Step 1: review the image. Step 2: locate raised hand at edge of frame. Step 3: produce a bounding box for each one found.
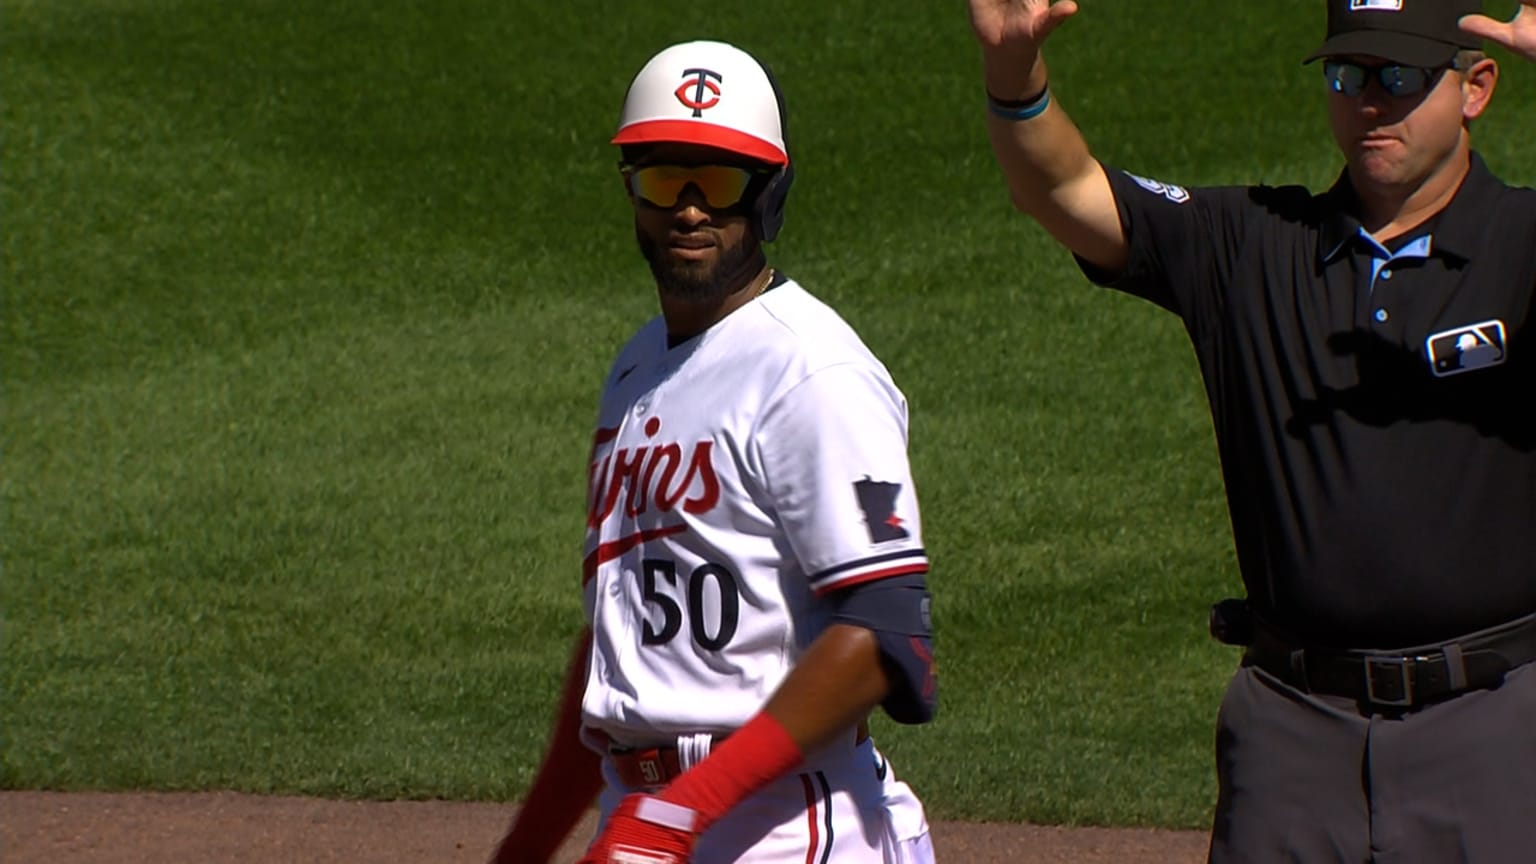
[967,0,1081,56]
[1460,0,1536,64]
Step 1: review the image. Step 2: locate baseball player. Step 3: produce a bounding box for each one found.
[489,40,938,864]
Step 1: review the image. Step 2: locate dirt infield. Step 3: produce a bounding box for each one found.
[1,790,1209,863]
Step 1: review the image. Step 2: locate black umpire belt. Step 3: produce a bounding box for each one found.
[1243,611,1536,710]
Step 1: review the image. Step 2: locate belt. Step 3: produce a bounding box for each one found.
[604,721,870,789]
[1244,611,1536,711]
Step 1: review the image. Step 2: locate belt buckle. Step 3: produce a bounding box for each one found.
[1364,655,1416,707]
[610,745,668,787]
[635,753,664,785]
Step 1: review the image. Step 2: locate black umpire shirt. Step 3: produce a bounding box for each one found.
[1082,152,1535,649]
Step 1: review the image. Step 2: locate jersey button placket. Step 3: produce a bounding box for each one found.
[1365,261,1399,333]
[1364,236,1432,336]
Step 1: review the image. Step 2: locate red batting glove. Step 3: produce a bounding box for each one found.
[578,793,700,864]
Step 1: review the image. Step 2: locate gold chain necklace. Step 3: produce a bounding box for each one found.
[748,268,774,300]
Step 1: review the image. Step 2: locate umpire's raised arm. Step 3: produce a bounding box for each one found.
[967,0,1127,273]
[966,1,1536,860]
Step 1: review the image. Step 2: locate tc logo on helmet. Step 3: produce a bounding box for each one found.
[674,68,722,116]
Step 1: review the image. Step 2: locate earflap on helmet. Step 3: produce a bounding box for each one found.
[750,58,792,244]
[752,160,793,243]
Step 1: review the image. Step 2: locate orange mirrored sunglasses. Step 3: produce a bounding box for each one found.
[623,164,762,209]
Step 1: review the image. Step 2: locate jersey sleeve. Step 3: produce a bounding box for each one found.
[754,362,928,596]
[1078,164,1254,320]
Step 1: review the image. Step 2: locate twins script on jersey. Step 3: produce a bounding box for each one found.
[579,277,929,744]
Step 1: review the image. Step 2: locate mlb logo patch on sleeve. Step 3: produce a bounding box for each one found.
[1425,319,1506,377]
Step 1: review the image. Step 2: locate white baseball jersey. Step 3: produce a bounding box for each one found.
[578,275,928,743]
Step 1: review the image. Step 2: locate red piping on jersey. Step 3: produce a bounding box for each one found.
[581,524,689,584]
[812,562,929,597]
[799,773,819,864]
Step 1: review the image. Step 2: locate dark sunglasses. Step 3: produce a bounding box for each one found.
[1323,60,1455,98]
[621,164,765,209]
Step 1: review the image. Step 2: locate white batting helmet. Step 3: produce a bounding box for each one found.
[613,40,794,241]
[613,40,788,164]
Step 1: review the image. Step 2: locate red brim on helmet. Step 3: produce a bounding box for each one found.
[611,120,788,166]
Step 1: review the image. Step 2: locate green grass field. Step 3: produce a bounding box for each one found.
[4,0,1532,830]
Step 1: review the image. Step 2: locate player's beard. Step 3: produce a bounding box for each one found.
[636,228,762,305]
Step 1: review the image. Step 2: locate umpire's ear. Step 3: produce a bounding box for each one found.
[1458,55,1498,124]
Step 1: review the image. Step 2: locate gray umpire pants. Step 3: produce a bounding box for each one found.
[1206,659,1536,864]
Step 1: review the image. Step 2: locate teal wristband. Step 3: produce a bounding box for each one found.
[986,86,1051,121]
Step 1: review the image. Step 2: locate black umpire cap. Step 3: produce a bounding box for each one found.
[1305,0,1484,67]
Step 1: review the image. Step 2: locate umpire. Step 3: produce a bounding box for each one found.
[965,0,1535,861]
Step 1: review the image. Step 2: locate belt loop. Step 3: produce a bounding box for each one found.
[1442,642,1468,691]
[677,732,713,773]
